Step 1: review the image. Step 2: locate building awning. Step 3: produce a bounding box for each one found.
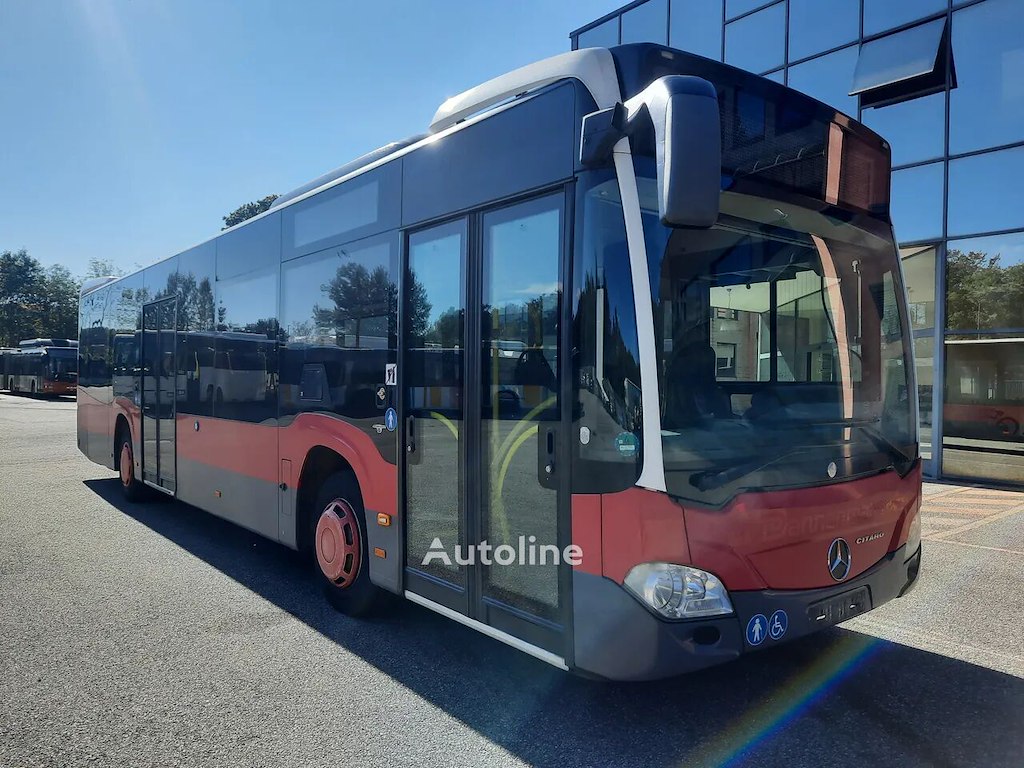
[850,19,952,108]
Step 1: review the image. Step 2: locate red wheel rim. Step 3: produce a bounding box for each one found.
[120,443,133,486]
[316,499,361,587]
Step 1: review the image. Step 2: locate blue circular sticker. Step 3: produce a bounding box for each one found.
[614,431,639,457]
[769,609,788,641]
[746,614,767,646]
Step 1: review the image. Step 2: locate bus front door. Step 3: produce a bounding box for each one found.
[402,192,570,661]
[141,298,177,493]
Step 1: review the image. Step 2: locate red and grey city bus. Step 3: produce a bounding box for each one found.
[2,339,78,396]
[77,44,922,680]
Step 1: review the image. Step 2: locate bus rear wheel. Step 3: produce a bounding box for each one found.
[311,472,381,616]
[117,433,147,502]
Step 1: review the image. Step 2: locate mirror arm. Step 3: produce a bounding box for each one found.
[580,103,627,167]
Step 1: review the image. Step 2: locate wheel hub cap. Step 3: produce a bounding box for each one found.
[120,444,132,486]
[316,499,361,587]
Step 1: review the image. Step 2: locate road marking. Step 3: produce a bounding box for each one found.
[923,538,1024,557]
[926,505,1024,541]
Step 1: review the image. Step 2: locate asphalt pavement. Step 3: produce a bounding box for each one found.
[1,393,1022,767]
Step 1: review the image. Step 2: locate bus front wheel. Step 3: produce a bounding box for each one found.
[311,472,381,616]
[117,432,147,502]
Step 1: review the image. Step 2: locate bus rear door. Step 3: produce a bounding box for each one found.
[141,298,177,493]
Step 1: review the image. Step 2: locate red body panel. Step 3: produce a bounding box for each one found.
[685,465,921,589]
[571,466,921,591]
[172,412,398,522]
[600,487,691,584]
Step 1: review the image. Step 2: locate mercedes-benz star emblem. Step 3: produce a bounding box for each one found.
[828,538,852,582]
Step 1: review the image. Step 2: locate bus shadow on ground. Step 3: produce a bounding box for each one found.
[86,478,1024,768]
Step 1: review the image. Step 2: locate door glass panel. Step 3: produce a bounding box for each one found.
[480,196,563,622]
[142,298,177,491]
[405,220,466,586]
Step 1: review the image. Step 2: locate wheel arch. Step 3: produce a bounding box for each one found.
[296,445,362,554]
[113,414,132,472]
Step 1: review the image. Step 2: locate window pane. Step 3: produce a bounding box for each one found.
[293,181,378,250]
[577,17,619,48]
[216,212,281,281]
[788,44,859,115]
[764,69,784,84]
[946,232,1024,333]
[943,339,1024,471]
[948,146,1024,238]
[902,245,937,333]
[726,0,772,20]
[861,91,945,166]
[789,0,859,62]
[851,19,946,96]
[622,0,667,44]
[864,0,945,36]
[481,195,563,620]
[891,162,944,243]
[670,0,722,60]
[725,2,785,73]
[950,0,1024,154]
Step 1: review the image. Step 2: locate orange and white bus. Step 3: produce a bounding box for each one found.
[2,339,78,396]
[78,44,922,680]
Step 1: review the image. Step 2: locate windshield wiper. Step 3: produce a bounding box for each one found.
[690,420,914,493]
[691,448,804,492]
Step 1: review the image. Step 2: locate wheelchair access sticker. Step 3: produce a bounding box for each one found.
[768,609,788,640]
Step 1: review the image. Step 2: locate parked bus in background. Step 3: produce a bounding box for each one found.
[77,44,922,680]
[2,339,78,396]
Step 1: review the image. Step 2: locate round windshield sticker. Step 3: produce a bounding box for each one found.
[614,432,639,457]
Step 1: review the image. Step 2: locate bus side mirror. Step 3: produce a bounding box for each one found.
[625,75,721,229]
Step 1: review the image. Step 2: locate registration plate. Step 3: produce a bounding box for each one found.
[807,587,871,627]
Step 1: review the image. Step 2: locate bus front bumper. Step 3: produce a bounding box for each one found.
[571,543,921,681]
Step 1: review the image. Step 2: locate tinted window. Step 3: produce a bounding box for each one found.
[216,211,281,281]
[725,2,785,73]
[891,162,944,243]
[577,17,619,48]
[861,91,945,166]
[950,0,1024,154]
[788,44,859,115]
[280,233,397,421]
[105,276,143,398]
[176,243,217,416]
[864,0,945,36]
[212,268,278,422]
[726,0,772,20]
[621,0,667,44]
[143,256,178,302]
[788,0,859,62]
[282,164,400,260]
[670,0,722,60]
[948,146,1024,238]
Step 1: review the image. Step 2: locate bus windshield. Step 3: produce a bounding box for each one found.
[48,350,77,381]
[640,183,916,504]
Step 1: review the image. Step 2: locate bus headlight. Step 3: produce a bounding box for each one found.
[624,563,734,619]
[904,510,921,561]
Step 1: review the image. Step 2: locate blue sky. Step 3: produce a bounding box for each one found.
[0,0,623,276]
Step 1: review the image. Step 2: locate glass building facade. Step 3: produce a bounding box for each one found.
[572,0,1024,484]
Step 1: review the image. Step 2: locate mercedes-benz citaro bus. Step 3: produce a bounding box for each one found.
[77,44,922,681]
[3,339,78,396]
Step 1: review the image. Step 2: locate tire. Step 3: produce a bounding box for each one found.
[310,471,381,616]
[116,431,147,502]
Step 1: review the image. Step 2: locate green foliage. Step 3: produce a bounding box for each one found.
[945,248,1024,331]
[0,249,56,346]
[222,195,279,230]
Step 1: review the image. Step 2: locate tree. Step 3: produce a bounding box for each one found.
[0,249,46,346]
[222,195,279,229]
[39,265,80,340]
